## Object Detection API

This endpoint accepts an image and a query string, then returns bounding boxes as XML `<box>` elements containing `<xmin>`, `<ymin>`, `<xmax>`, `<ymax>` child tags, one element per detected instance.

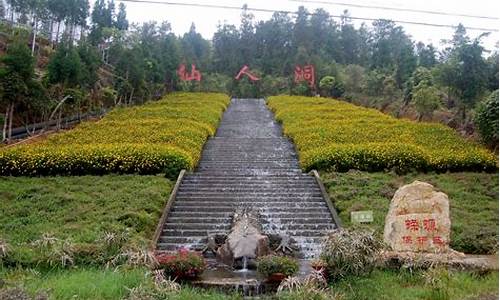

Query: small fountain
<box><xmin>216</xmin><ymin>208</ymin><xmax>271</xmax><ymax>269</ymax></box>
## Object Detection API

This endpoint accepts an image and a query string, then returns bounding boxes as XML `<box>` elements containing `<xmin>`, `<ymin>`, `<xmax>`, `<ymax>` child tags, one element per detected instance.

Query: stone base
<box><xmin>190</xmin><ymin>259</ymin><xmax>313</xmax><ymax>296</ymax></box>
<box><xmin>380</xmin><ymin>250</ymin><xmax>498</xmax><ymax>271</ymax></box>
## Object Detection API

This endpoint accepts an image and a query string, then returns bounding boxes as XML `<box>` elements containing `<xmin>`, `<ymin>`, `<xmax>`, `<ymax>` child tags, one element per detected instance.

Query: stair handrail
<box><xmin>309</xmin><ymin>170</ymin><xmax>343</xmax><ymax>228</ymax></box>
<box><xmin>151</xmin><ymin>169</ymin><xmax>187</xmax><ymax>251</ymax></box>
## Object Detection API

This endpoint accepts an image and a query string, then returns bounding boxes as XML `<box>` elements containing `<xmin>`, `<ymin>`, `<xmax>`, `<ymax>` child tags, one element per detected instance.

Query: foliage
<box><xmin>320</xmin><ymin>228</ymin><xmax>382</xmax><ymax>281</ymax></box>
<box><xmin>0</xmin><ymin>93</ymin><xmax>229</xmax><ymax>176</ymax></box>
<box><xmin>0</xmin><ymin>175</ymin><xmax>171</xmax><ymax>266</ymax></box>
<box><xmin>474</xmin><ymin>90</ymin><xmax>499</xmax><ymax>149</ymax></box>
<box><xmin>46</xmin><ymin>42</ymin><xmax>82</xmax><ymax>88</ymax></box>
<box><xmin>319</xmin><ymin>76</ymin><xmax>344</xmax><ymax>98</ymax></box>
<box><xmin>155</xmin><ymin>249</ymin><xmax>206</xmax><ymax>279</ymax></box>
<box><xmin>268</xmin><ymin>95</ymin><xmax>497</xmax><ymax>172</ymax></box>
<box><xmin>321</xmin><ymin>170</ymin><xmax>499</xmax><ymax>254</ymax></box>
<box><xmin>412</xmin><ymin>83</ymin><xmax>441</xmax><ymax>120</ymax></box>
<box><xmin>256</xmin><ymin>255</ymin><xmax>299</xmax><ymax>278</ymax></box>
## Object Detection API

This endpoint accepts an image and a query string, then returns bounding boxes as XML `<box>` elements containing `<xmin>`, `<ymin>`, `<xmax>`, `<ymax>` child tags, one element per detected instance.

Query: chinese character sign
<box><xmin>294</xmin><ymin>65</ymin><xmax>315</xmax><ymax>88</ymax></box>
<box><xmin>383</xmin><ymin>181</ymin><xmax>451</xmax><ymax>253</ymax></box>
<box><xmin>235</xmin><ymin>65</ymin><xmax>260</xmax><ymax>81</ymax></box>
<box><xmin>177</xmin><ymin>64</ymin><xmax>201</xmax><ymax>82</ymax></box>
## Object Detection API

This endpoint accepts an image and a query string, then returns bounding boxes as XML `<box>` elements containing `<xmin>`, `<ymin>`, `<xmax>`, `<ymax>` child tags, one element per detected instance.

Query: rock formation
<box><xmin>383</xmin><ymin>181</ymin><xmax>451</xmax><ymax>253</ymax></box>
<box><xmin>217</xmin><ymin>209</ymin><xmax>271</xmax><ymax>268</ymax></box>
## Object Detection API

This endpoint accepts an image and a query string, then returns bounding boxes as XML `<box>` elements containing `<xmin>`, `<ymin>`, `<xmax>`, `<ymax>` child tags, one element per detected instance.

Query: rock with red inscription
<box><xmin>383</xmin><ymin>181</ymin><xmax>452</xmax><ymax>253</ymax></box>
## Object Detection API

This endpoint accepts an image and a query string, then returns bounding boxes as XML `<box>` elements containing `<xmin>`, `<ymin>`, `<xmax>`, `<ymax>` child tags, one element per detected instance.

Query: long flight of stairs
<box><xmin>156</xmin><ymin>98</ymin><xmax>340</xmax><ymax>258</ymax></box>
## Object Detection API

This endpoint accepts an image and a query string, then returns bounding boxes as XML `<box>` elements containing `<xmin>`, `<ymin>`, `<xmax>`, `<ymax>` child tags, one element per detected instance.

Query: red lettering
<box><xmin>423</xmin><ymin>219</ymin><xmax>436</xmax><ymax>232</ymax></box>
<box><xmin>235</xmin><ymin>65</ymin><xmax>260</xmax><ymax>81</ymax></box>
<box><xmin>294</xmin><ymin>65</ymin><xmax>315</xmax><ymax>88</ymax></box>
<box><xmin>405</xmin><ymin>219</ymin><xmax>420</xmax><ymax>231</ymax></box>
<box><xmin>402</xmin><ymin>236</ymin><xmax>412</xmax><ymax>244</ymax></box>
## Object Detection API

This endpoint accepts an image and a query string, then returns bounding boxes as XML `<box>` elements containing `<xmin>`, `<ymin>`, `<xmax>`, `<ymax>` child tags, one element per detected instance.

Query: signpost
<box><xmin>351</xmin><ymin>210</ymin><xmax>373</xmax><ymax>224</ymax></box>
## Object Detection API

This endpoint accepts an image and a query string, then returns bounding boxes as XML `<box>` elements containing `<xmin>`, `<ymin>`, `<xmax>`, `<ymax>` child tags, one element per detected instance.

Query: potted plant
<box><xmin>256</xmin><ymin>255</ymin><xmax>299</xmax><ymax>282</ymax></box>
<box><xmin>155</xmin><ymin>249</ymin><xmax>206</xmax><ymax>280</ymax></box>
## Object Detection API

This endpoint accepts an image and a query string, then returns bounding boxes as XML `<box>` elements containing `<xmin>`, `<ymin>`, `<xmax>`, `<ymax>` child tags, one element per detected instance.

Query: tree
<box><xmin>436</xmin><ymin>38</ymin><xmax>488</xmax><ymax>119</ymax></box>
<box><xmin>46</xmin><ymin>41</ymin><xmax>83</xmax><ymax>87</ymax></box>
<box><xmin>319</xmin><ymin>75</ymin><xmax>344</xmax><ymax>98</ymax></box>
<box><xmin>412</xmin><ymin>83</ymin><xmax>441</xmax><ymax>121</ymax></box>
<box><xmin>115</xmin><ymin>2</ymin><xmax>128</xmax><ymax>30</ymax></box>
<box><xmin>0</xmin><ymin>41</ymin><xmax>36</xmax><ymax>141</ymax></box>
<box><xmin>416</xmin><ymin>42</ymin><xmax>437</xmax><ymax>68</ymax></box>
<box><xmin>474</xmin><ymin>90</ymin><xmax>499</xmax><ymax>149</ymax></box>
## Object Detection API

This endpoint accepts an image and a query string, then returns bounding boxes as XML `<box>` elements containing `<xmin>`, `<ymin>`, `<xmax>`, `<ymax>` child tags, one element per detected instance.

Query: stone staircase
<box><xmin>155</xmin><ymin>99</ymin><xmax>340</xmax><ymax>258</ymax></box>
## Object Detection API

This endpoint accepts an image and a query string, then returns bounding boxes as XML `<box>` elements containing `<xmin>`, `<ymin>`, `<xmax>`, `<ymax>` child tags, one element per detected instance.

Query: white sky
<box><xmin>119</xmin><ymin>0</ymin><xmax>499</xmax><ymax>52</ymax></box>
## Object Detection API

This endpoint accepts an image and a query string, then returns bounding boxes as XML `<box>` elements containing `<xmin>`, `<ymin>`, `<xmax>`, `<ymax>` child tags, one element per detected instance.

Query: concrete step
<box><xmin>173</xmin><ymin>196</ymin><xmax>325</xmax><ymax>203</ymax></box>
<box><xmin>162</xmin><ymin>229</ymin><xmax>333</xmax><ymax>237</ymax></box>
<box><xmin>175</xmin><ymin>192</ymin><xmax>322</xmax><ymax>198</ymax></box>
<box><xmin>165</xmin><ymin>217</ymin><xmax>333</xmax><ymax>224</ymax></box>
<box><xmin>163</xmin><ymin>222</ymin><xmax>335</xmax><ymax>231</ymax></box>
<box><xmin>172</xmin><ymin>201</ymin><xmax>328</xmax><ymax>207</ymax></box>
<box><xmin>171</xmin><ymin>206</ymin><xmax>329</xmax><ymax>213</ymax></box>
<box><xmin>168</xmin><ymin>211</ymin><xmax>332</xmax><ymax>219</ymax></box>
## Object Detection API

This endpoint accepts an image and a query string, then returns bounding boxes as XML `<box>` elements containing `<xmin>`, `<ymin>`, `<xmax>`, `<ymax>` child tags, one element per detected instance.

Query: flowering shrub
<box><xmin>0</xmin><ymin>92</ymin><xmax>230</xmax><ymax>176</ymax></box>
<box><xmin>267</xmin><ymin>96</ymin><xmax>497</xmax><ymax>172</ymax></box>
<box><xmin>156</xmin><ymin>249</ymin><xmax>206</xmax><ymax>279</ymax></box>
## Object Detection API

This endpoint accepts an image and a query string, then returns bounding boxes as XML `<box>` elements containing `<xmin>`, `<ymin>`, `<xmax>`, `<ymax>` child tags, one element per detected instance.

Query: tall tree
<box><xmin>115</xmin><ymin>2</ymin><xmax>128</xmax><ymax>30</ymax></box>
<box><xmin>0</xmin><ymin>41</ymin><xmax>36</xmax><ymax>141</ymax></box>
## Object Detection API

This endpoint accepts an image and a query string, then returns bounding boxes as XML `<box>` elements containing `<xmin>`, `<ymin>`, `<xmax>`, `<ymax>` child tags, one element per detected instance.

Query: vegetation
<box><xmin>0</xmin><ymin>92</ymin><xmax>229</xmax><ymax>176</ymax></box>
<box><xmin>0</xmin><ymin>267</ymin><xmax>497</xmax><ymax>299</ymax></box>
<box><xmin>474</xmin><ymin>90</ymin><xmax>499</xmax><ymax>150</ymax></box>
<box><xmin>156</xmin><ymin>250</ymin><xmax>207</xmax><ymax>279</ymax></box>
<box><xmin>320</xmin><ymin>229</ymin><xmax>382</xmax><ymax>281</ymax></box>
<box><xmin>268</xmin><ymin>95</ymin><xmax>497</xmax><ymax>173</ymax></box>
<box><xmin>321</xmin><ymin>170</ymin><xmax>499</xmax><ymax>254</ymax></box>
<box><xmin>0</xmin><ymin>175</ymin><xmax>171</xmax><ymax>266</ymax></box>
<box><xmin>1</xmin><ymin>3</ymin><xmax>498</xmax><ymax>144</ymax></box>
<box><xmin>256</xmin><ymin>255</ymin><xmax>299</xmax><ymax>278</ymax></box>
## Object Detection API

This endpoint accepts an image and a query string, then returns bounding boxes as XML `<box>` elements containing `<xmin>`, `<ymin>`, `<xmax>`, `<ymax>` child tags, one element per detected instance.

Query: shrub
<box><xmin>474</xmin><ymin>90</ymin><xmax>499</xmax><ymax>149</ymax></box>
<box><xmin>256</xmin><ymin>255</ymin><xmax>299</xmax><ymax>277</ymax></box>
<box><xmin>0</xmin><ymin>92</ymin><xmax>230</xmax><ymax>176</ymax></box>
<box><xmin>320</xmin><ymin>229</ymin><xmax>382</xmax><ymax>281</ymax></box>
<box><xmin>267</xmin><ymin>95</ymin><xmax>497</xmax><ymax>172</ymax></box>
<box><xmin>156</xmin><ymin>249</ymin><xmax>206</xmax><ymax>279</ymax></box>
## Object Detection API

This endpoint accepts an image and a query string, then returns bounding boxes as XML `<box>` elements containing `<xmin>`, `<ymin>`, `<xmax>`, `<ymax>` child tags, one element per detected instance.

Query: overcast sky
<box><xmin>118</xmin><ymin>0</ymin><xmax>499</xmax><ymax>52</ymax></box>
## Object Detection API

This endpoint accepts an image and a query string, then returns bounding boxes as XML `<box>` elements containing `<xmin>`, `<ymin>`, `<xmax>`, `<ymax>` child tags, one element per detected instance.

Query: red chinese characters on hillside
<box><xmin>235</xmin><ymin>65</ymin><xmax>260</xmax><ymax>81</ymax></box>
<box><xmin>294</xmin><ymin>65</ymin><xmax>315</xmax><ymax>88</ymax></box>
<box><xmin>177</xmin><ymin>64</ymin><xmax>201</xmax><ymax>81</ymax></box>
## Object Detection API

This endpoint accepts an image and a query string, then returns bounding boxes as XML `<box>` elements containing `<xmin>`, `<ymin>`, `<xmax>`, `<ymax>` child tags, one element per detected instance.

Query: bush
<box><xmin>320</xmin><ymin>229</ymin><xmax>382</xmax><ymax>281</ymax></box>
<box><xmin>256</xmin><ymin>255</ymin><xmax>299</xmax><ymax>277</ymax></box>
<box><xmin>319</xmin><ymin>76</ymin><xmax>344</xmax><ymax>98</ymax></box>
<box><xmin>0</xmin><ymin>92</ymin><xmax>230</xmax><ymax>176</ymax></box>
<box><xmin>156</xmin><ymin>249</ymin><xmax>206</xmax><ymax>279</ymax></box>
<box><xmin>267</xmin><ymin>95</ymin><xmax>497</xmax><ymax>173</ymax></box>
<box><xmin>475</xmin><ymin>90</ymin><xmax>499</xmax><ymax>149</ymax></box>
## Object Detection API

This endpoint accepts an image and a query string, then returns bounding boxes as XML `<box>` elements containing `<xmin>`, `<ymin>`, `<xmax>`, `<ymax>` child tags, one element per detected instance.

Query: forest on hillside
<box><xmin>0</xmin><ymin>0</ymin><xmax>498</xmax><ymax>149</ymax></box>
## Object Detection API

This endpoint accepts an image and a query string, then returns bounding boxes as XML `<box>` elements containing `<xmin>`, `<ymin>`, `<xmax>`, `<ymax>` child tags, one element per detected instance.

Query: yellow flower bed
<box><xmin>268</xmin><ymin>95</ymin><xmax>497</xmax><ymax>172</ymax></box>
<box><xmin>0</xmin><ymin>92</ymin><xmax>230</xmax><ymax>176</ymax></box>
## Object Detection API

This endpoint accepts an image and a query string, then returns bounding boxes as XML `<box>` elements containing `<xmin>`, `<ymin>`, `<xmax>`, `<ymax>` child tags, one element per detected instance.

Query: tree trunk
<box><xmin>7</xmin><ymin>103</ymin><xmax>14</xmax><ymax>141</ymax></box>
<box><xmin>128</xmin><ymin>88</ymin><xmax>134</xmax><ymax>106</ymax></box>
<box><xmin>55</xmin><ymin>21</ymin><xmax>61</xmax><ymax>45</ymax></box>
<box><xmin>2</xmin><ymin>105</ymin><xmax>9</xmax><ymax>142</ymax></box>
<box><xmin>31</xmin><ymin>16</ymin><xmax>37</xmax><ymax>56</ymax></box>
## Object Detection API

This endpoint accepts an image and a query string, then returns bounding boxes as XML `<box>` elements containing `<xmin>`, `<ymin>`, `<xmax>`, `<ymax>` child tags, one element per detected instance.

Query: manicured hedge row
<box><xmin>0</xmin><ymin>92</ymin><xmax>230</xmax><ymax>176</ymax></box>
<box><xmin>267</xmin><ymin>96</ymin><xmax>497</xmax><ymax>172</ymax></box>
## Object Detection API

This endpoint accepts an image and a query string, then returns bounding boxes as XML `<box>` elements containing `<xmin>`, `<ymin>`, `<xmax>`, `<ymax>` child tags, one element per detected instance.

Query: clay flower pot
<box><xmin>267</xmin><ymin>273</ymin><xmax>287</xmax><ymax>282</ymax></box>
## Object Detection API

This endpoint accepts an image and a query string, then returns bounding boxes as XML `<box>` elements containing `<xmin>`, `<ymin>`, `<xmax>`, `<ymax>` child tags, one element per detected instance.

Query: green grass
<box><xmin>0</xmin><ymin>267</ymin><xmax>497</xmax><ymax>300</ymax></box>
<box><xmin>321</xmin><ymin>171</ymin><xmax>499</xmax><ymax>254</ymax></box>
<box><xmin>335</xmin><ymin>269</ymin><xmax>498</xmax><ymax>300</ymax></box>
<box><xmin>0</xmin><ymin>175</ymin><xmax>172</xmax><ymax>265</ymax></box>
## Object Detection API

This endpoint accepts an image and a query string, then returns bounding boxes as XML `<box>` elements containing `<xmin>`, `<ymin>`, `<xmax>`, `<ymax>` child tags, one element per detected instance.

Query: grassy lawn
<box><xmin>0</xmin><ymin>175</ymin><xmax>172</xmax><ymax>266</ymax></box>
<box><xmin>0</xmin><ymin>267</ymin><xmax>497</xmax><ymax>300</ymax></box>
<box><xmin>321</xmin><ymin>171</ymin><xmax>499</xmax><ymax>254</ymax></box>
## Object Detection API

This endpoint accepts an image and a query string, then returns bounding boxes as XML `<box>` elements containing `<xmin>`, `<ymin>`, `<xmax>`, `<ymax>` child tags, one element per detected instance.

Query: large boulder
<box><xmin>217</xmin><ymin>209</ymin><xmax>270</xmax><ymax>268</ymax></box>
<box><xmin>383</xmin><ymin>181</ymin><xmax>451</xmax><ymax>253</ymax></box>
